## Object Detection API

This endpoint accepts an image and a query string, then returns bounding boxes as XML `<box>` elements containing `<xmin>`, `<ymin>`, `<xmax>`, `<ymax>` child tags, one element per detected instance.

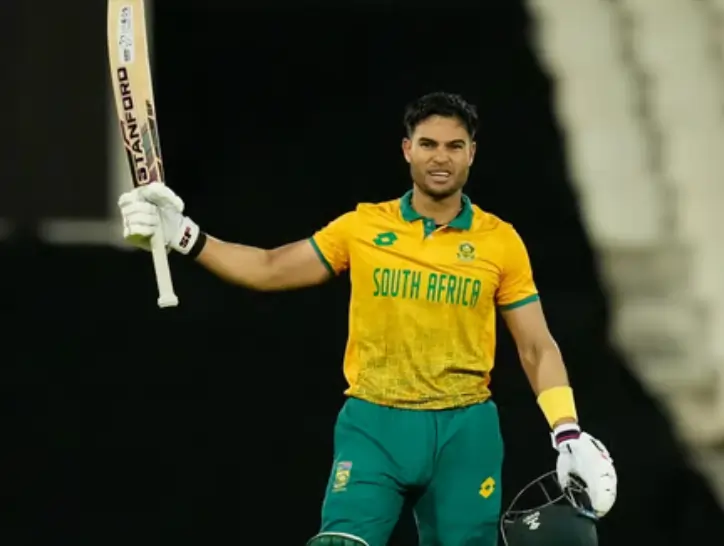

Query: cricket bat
<box><xmin>107</xmin><ymin>0</ymin><xmax>179</xmax><ymax>308</ymax></box>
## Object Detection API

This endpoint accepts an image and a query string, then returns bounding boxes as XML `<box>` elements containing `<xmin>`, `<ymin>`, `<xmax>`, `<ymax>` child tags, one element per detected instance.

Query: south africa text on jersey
<box><xmin>372</xmin><ymin>268</ymin><xmax>481</xmax><ymax>308</ymax></box>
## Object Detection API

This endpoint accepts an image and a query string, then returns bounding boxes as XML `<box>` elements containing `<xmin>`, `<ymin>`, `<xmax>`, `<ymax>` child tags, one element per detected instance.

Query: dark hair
<box><xmin>403</xmin><ymin>92</ymin><xmax>478</xmax><ymax>138</ymax></box>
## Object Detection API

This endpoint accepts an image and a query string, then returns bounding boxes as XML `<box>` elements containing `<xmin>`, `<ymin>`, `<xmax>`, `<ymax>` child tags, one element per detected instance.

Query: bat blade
<box><xmin>107</xmin><ymin>0</ymin><xmax>178</xmax><ymax>308</ymax></box>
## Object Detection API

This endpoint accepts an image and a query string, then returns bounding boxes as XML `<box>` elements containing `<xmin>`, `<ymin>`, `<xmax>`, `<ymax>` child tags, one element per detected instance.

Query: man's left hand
<box><xmin>553</xmin><ymin>425</ymin><xmax>617</xmax><ymax>518</ymax></box>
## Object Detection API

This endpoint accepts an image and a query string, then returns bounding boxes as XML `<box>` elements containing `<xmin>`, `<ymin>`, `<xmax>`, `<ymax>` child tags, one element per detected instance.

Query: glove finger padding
<box><xmin>123</xmin><ymin>201</ymin><xmax>160</xmax><ymax>225</ymax></box>
<box><xmin>122</xmin><ymin>201</ymin><xmax>160</xmax><ymax>236</ymax></box>
<box><xmin>556</xmin><ymin>433</ymin><xmax>617</xmax><ymax>518</ymax></box>
<box><xmin>137</xmin><ymin>182</ymin><xmax>185</xmax><ymax>212</ymax></box>
<box><xmin>117</xmin><ymin>190</ymin><xmax>140</xmax><ymax>208</ymax></box>
<box><xmin>118</xmin><ymin>192</ymin><xmax>161</xmax><ymax>250</ymax></box>
<box><xmin>117</xmin><ymin>183</ymin><xmax>199</xmax><ymax>255</ymax></box>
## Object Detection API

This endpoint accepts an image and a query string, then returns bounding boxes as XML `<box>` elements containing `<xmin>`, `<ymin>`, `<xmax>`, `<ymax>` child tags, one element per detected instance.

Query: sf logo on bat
<box><xmin>116</xmin><ymin>67</ymin><xmax>151</xmax><ymax>184</ymax></box>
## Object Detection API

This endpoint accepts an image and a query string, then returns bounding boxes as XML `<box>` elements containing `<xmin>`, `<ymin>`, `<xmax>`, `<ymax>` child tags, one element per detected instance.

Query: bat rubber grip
<box><xmin>150</xmin><ymin>227</ymin><xmax>179</xmax><ymax>308</ymax></box>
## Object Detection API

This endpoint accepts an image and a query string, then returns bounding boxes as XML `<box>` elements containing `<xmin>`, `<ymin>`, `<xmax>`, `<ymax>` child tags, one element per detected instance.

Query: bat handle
<box><xmin>150</xmin><ymin>225</ymin><xmax>179</xmax><ymax>308</ymax></box>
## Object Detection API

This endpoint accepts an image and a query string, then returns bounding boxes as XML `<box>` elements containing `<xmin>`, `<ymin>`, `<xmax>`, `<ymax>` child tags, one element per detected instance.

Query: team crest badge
<box><xmin>332</xmin><ymin>461</ymin><xmax>352</xmax><ymax>492</ymax></box>
<box><xmin>457</xmin><ymin>242</ymin><xmax>476</xmax><ymax>261</ymax></box>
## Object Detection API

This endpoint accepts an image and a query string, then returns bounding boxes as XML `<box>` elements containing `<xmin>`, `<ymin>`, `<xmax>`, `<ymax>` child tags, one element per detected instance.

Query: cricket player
<box><xmin>118</xmin><ymin>92</ymin><xmax>617</xmax><ymax>546</ymax></box>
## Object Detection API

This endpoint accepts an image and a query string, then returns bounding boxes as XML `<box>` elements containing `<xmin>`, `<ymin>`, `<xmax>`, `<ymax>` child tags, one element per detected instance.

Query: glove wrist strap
<box><xmin>187</xmin><ymin>231</ymin><xmax>207</xmax><ymax>259</ymax></box>
<box><xmin>173</xmin><ymin>216</ymin><xmax>201</xmax><ymax>255</ymax></box>
<box><xmin>552</xmin><ymin>422</ymin><xmax>581</xmax><ymax>448</ymax></box>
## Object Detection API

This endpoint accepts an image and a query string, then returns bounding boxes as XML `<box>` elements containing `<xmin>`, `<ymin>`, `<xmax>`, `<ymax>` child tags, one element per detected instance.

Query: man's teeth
<box><xmin>430</xmin><ymin>171</ymin><xmax>451</xmax><ymax>178</ymax></box>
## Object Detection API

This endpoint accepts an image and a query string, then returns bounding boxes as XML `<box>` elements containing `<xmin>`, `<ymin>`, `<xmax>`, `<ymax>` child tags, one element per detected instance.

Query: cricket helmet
<box><xmin>501</xmin><ymin>471</ymin><xmax>598</xmax><ymax>546</ymax></box>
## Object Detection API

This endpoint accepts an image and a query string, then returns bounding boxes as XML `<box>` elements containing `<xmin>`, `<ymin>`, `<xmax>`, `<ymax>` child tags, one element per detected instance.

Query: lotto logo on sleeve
<box><xmin>332</xmin><ymin>461</ymin><xmax>353</xmax><ymax>492</ymax></box>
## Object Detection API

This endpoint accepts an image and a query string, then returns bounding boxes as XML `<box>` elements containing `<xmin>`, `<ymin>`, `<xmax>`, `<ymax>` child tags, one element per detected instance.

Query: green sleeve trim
<box><xmin>499</xmin><ymin>293</ymin><xmax>540</xmax><ymax>311</ymax></box>
<box><xmin>309</xmin><ymin>237</ymin><xmax>336</xmax><ymax>276</ymax></box>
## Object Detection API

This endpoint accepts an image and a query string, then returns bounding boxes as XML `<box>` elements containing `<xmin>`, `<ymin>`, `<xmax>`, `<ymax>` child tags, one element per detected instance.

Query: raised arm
<box><xmin>117</xmin><ymin>182</ymin><xmax>354</xmax><ymax>292</ymax></box>
<box><xmin>194</xmin><ymin>237</ymin><xmax>330</xmax><ymax>291</ymax></box>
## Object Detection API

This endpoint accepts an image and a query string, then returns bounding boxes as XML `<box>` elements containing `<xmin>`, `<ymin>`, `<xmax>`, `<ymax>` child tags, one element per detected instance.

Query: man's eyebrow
<box><xmin>417</xmin><ymin>137</ymin><xmax>467</xmax><ymax>145</ymax></box>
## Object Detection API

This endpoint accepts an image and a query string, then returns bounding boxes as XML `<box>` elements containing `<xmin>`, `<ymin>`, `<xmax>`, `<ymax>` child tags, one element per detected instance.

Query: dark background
<box><xmin>3</xmin><ymin>1</ymin><xmax>723</xmax><ymax>545</ymax></box>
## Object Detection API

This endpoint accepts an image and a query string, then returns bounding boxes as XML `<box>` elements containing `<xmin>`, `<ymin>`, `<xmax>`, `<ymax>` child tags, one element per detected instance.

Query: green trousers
<box><xmin>319</xmin><ymin>397</ymin><xmax>504</xmax><ymax>546</ymax></box>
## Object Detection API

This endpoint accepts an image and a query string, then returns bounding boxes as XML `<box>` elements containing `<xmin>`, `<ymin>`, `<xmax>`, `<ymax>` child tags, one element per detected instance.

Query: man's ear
<box><xmin>402</xmin><ymin>138</ymin><xmax>412</xmax><ymax>164</ymax></box>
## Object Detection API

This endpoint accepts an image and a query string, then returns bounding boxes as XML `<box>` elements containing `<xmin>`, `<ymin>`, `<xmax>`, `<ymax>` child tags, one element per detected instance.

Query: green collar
<box><xmin>399</xmin><ymin>190</ymin><xmax>473</xmax><ymax>230</ymax></box>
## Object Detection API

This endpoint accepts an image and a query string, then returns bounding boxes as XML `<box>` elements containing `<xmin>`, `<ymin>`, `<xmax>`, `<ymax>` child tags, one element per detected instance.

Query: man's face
<box><xmin>402</xmin><ymin>115</ymin><xmax>476</xmax><ymax>199</ymax></box>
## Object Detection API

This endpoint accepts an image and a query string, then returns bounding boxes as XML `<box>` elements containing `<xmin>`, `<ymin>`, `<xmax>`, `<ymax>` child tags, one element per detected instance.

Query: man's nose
<box><xmin>431</xmin><ymin>151</ymin><xmax>450</xmax><ymax>164</ymax></box>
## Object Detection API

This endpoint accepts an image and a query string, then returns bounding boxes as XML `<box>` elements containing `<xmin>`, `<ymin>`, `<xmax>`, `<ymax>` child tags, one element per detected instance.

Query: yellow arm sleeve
<box><xmin>537</xmin><ymin>386</ymin><xmax>578</xmax><ymax>428</ymax></box>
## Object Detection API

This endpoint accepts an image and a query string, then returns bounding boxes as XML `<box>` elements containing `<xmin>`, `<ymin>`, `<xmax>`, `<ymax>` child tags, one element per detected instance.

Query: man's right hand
<box><xmin>117</xmin><ymin>182</ymin><xmax>201</xmax><ymax>255</ymax></box>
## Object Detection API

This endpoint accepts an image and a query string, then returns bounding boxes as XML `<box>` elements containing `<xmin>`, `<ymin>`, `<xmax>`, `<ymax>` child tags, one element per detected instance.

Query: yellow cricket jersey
<box><xmin>310</xmin><ymin>190</ymin><xmax>539</xmax><ymax>410</ymax></box>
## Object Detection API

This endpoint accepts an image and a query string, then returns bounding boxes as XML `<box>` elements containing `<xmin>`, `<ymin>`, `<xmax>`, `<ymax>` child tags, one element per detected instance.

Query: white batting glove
<box><xmin>552</xmin><ymin>424</ymin><xmax>617</xmax><ymax>518</ymax></box>
<box><xmin>117</xmin><ymin>182</ymin><xmax>201</xmax><ymax>255</ymax></box>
